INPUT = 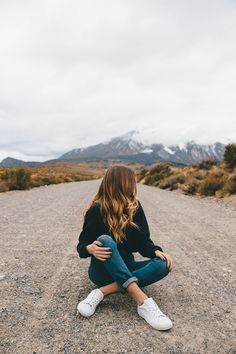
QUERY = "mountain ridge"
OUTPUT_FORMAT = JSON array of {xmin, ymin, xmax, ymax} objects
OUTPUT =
[{"xmin": 0, "ymin": 130, "xmax": 230, "ymax": 167}]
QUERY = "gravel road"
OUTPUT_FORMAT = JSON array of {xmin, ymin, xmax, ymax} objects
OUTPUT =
[{"xmin": 0, "ymin": 179, "xmax": 235, "ymax": 354}]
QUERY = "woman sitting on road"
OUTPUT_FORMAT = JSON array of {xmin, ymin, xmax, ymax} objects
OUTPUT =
[{"xmin": 76, "ymin": 165, "xmax": 173, "ymax": 331}]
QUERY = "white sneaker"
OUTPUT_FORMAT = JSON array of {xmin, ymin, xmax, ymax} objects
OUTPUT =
[
  {"xmin": 77, "ymin": 289, "xmax": 104, "ymax": 317},
  {"xmin": 137, "ymin": 297, "xmax": 173, "ymax": 330}
]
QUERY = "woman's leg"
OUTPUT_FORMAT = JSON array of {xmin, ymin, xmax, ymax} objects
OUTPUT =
[
  {"xmin": 94, "ymin": 258, "xmax": 169, "ymax": 299},
  {"xmin": 89, "ymin": 259, "xmax": 144, "ymax": 301},
  {"xmin": 126, "ymin": 257, "xmax": 170, "ymax": 288},
  {"xmin": 99, "ymin": 282, "xmax": 119, "ymax": 296},
  {"xmin": 88, "ymin": 235, "xmax": 148, "ymax": 305},
  {"xmin": 91, "ymin": 234, "xmax": 139, "ymax": 291},
  {"xmin": 82, "ymin": 235, "xmax": 172, "ymax": 329},
  {"xmin": 89, "ymin": 247, "xmax": 169, "ymax": 302}
]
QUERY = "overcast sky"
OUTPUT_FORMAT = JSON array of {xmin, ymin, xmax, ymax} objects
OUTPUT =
[{"xmin": 0, "ymin": 0, "xmax": 236, "ymax": 162}]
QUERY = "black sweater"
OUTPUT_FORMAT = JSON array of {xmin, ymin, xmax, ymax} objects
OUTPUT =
[{"xmin": 76, "ymin": 200, "xmax": 163, "ymax": 259}]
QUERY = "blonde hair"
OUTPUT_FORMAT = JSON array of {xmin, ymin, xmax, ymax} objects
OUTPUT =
[{"xmin": 84, "ymin": 165, "xmax": 140, "ymax": 243}]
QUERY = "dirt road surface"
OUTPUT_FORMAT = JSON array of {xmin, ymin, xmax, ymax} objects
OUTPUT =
[{"xmin": 1, "ymin": 179, "xmax": 235, "ymax": 354}]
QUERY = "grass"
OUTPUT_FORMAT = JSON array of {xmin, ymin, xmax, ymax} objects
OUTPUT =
[
  {"xmin": 1, "ymin": 156, "xmax": 235, "ymax": 199},
  {"xmin": 136, "ymin": 160, "xmax": 236, "ymax": 198},
  {"xmin": 0, "ymin": 162, "xmax": 104, "ymax": 193},
  {"xmin": 0, "ymin": 160, "xmax": 143, "ymax": 193}
]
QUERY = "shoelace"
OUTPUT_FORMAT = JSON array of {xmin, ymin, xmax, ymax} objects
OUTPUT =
[
  {"xmin": 146, "ymin": 303, "xmax": 166, "ymax": 318},
  {"xmin": 84, "ymin": 292, "xmax": 101, "ymax": 307}
]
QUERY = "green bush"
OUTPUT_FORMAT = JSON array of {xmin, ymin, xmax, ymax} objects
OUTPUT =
[
  {"xmin": 145, "ymin": 163, "xmax": 172, "ymax": 185},
  {"xmin": 144, "ymin": 175, "xmax": 161, "ymax": 186},
  {"xmin": 149, "ymin": 163, "xmax": 171, "ymax": 175},
  {"xmin": 7, "ymin": 168, "xmax": 31, "ymax": 190},
  {"xmin": 158, "ymin": 175, "xmax": 184, "ymax": 190},
  {"xmin": 136, "ymin": 168, "xmax": 148, "ymax": 182},
  {"xmin": 41, "ymin": 177, "xmax": 57, "ymax": 185},
  {"xmin": 224, "ymin": 144, "xmax": 236, "ymax": 169},
  {"xmin": 198, "ymin": 159, "xmax": 218, "ymax": 170},
  {"xmin": 159, "ymin": 181, "xmax": 171, "ymax": 189},
  {"xmin": 169, "ymin": 175, "xmax": 185, "ymax": 185}
]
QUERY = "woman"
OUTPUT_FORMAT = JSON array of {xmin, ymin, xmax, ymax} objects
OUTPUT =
[{"xmin": 76, "ymin": 165, "xmax": 173, "ymax": 331}]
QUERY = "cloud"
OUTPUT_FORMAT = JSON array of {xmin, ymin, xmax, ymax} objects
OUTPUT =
[{"xmin": 0, "ymin": 0, "xmax": 235, "ymax": 161}]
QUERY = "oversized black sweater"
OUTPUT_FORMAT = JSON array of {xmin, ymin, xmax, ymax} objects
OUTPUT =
[{"xmin": 76, "ymin": 200, "xmax": 163, "ymax": 259}]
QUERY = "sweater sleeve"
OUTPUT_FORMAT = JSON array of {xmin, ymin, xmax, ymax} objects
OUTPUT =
[
  {"xmin": 137, "ymin": 201, "xmax": 163, "ymax": 258},
  {"xmin": 76, "ymin": 205, "xmax": 100, "ymax": 258}
]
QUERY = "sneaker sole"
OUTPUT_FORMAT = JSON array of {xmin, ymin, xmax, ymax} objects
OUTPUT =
[{"xmin": 138, "ymin": 310, "xmax": 173, "ymax": 331}]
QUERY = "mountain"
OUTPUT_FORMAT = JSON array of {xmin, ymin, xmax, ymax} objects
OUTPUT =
[
  {"xmin": 58, "ymin": 131, "xmax": 226, "ymax": 165},
  {"xmin": 0, "ymin": 130, "xmax": 228, "ymax": 167},
  {"xmin": 0, "ymin": 157, "xmax": 41, "ymax": 168},
  {"xmin": 59, "ymin": 130, "xmax": 151, "ymax": 160}
]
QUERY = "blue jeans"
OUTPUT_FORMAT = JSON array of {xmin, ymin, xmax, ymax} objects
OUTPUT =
[{"xmin": 88, "ymin": 234, "xmax": 170, "ymax": 293}]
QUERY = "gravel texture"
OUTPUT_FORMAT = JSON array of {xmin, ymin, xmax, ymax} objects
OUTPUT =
[{"xmin": 0, "ymin": 179, "xmax": 235, "ymax": 354}]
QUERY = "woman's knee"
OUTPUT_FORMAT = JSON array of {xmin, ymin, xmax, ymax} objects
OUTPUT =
[
  {"xmin": 97, "ymin": 234, "xmax": 116, "ymax": 247},
  {"xmin": 88, "ymin": 263, "xmax": 113, "ymax": 286},
  {"xmin": 153, "ymin": 257, "xmax": 170, "ymax": 277}
]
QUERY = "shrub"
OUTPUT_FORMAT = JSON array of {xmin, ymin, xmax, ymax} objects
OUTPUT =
[
  {"xmin": 215, "ymin": 190, "xmax": 227, "ymax": 198},
  {"xmin": 64, "ymin": 176, "xmax": 73, "ymax": 182},
  {"xmin": 199, "ymin": 175, "xmax": 224, "ymax": 196},
  {"xmin": 215, "ymin": 171, "xmax": 224, "ymax": 178},
  {"xmin": 224, "ymin": 175, "xmax": 236, "ymax": 194},
  {"xmin": 149, "ymin": 163, "xmax": 171, "ymax": 175},
  {"xmin": 7, "ymin": 168, "xmax": 31, "ymax": 190},
  {"xmin": 0, "ymin": 183, "xmax": 8, "ymax": 192},
  {"xmin": 158, "ymin": 175, "xmax": 185, "ymax": 190},
  {"xmin": 41, "ymin": 177, "xmax": 57, "ymax": 185},
  {"xmin": 145, "ymin": 163, "xmax": 172, "ymax": 185},
  {"xmin": 169, "ymin": 183, "xmax": 178, "ymax": 191},
  {"xmin": 136, "ymin": 168, "xmax": 148, "ymax": 182},
  {"xmin": 184, "ymin": 183, "xmax": 198, "ymax": 195},
  {"xmin": 0, "ymin": 169, "xmax": 9, "ymax": 180},
  {"xmin": 198, "ymin": 159, "xmax": 218, "ymax": 170},
  {"xmin": 139, "ymin": 167, "xmax": 148, "ymax": 177},
  {"xmin": 144, "ymin": 175, "xmax": 161, "ymax": 186},
  {"xmin": 170, "ymin": 175, "xmax": 185, "ymax": 184},
  {"xmin": 159, "ymin": 181, "xmax": 171, "ymax": 189},
  {"xmin": 194, "ymin": 171, "xmax": 206, "ymax": 180},
  {"xmin": 224, "ymin": 144, "xmax": 236, "ymax": 169}
]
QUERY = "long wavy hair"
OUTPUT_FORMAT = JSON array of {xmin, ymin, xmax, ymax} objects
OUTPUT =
[{"xmin": 83, "ymin": 165, "xmax": 140, "ymax": 243}]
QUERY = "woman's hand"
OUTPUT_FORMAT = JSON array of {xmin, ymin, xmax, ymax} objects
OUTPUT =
[
  {"xmin": 86, "ymin": 241, "xmax": 112, "ymax": 261},
  {"xmin": 155, "ymin": 250, "xmax": 173, "ymax": 272}
]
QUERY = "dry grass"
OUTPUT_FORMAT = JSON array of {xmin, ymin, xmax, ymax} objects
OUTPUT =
[
  {"xmin": 136, "ymin": 160, "xmax": 236, "ymax": 199},
  {"xmin": 0, "ymin": 160, "xmax": 144, "ymax": 193},
  {"xmin": 0, "ymin": 162, "xmax": 104, "ymax": 193}
]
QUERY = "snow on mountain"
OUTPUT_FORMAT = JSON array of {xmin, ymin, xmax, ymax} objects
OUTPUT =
[
  {"xmin": 1, "ymin": 130, "xmax": 229, "ymax": 167},
  {"xmin": 57, "ymin": 130, "xmax": 227, "ymax": 165},
  {"xmin": 164, "ymin": 146, "xmax": 175, "ymax": 155}
]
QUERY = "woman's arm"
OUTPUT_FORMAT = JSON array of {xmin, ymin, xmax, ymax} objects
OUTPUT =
[
  {"xmin": 137, "ymin": 201, "xmax": 163, "ymax": 258},
  {"xmin": 76, "ymin": 206, "xmax": 99, "ymax": 258}
]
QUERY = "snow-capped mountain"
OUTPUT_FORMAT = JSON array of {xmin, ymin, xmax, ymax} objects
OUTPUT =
[
  {"xmin": 58, "ymin": 130, "xmax": 226, "ymax": 165},
  {"xmin": 59, "ymin": 130, "xmax": 150, "ymax": 160},
  {"xmin": 1, "ymin": 130, "xmax": 229, "ymax": 167}
]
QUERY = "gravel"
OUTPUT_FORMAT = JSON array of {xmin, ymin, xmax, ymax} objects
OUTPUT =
[{"xmin": 0, "ymin": 179, "xmax": 235, "ymax": 354}]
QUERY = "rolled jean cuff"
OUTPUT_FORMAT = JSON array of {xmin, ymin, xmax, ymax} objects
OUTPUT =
[{"xmin": 122, "ymin": 276, "xmax": 138, "ymax": 289}]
